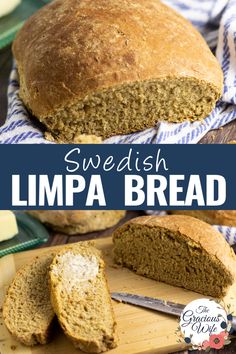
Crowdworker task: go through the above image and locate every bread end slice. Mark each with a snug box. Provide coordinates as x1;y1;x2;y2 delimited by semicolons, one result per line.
3;253;55;346
49;243;117;353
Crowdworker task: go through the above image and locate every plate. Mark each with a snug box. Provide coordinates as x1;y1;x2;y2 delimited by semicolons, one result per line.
0;212;49;257
0;0;50;49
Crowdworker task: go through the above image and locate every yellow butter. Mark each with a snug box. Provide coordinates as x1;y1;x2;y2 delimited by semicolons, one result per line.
0;0;21;18
0;211;18;242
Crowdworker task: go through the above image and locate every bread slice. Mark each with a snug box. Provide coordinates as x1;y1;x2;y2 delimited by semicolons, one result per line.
169;210;236;227
49;243;117;353
13;0;223;142
113;215;236;298
3;253;55;346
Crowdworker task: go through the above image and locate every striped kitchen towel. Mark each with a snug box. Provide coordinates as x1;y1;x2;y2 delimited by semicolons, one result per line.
1;0;236;144
146;211;236;245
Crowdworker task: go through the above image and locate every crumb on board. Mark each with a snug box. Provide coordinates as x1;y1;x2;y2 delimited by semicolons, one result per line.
10;345;17;351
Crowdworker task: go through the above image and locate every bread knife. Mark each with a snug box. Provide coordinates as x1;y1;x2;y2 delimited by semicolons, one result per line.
111;292;236;331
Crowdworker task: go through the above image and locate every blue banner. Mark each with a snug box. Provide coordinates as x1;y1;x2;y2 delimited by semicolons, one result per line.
1;144;235;210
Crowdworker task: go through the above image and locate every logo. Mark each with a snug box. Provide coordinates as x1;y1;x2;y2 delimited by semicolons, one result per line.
178;299;233;351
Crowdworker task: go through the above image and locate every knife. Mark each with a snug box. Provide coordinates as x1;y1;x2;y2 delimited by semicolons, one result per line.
111;292;236;330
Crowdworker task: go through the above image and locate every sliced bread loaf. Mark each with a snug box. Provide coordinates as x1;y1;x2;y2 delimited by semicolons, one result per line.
3;253;55;346
13;0;223;141
113;215;236;298
49;243;117;353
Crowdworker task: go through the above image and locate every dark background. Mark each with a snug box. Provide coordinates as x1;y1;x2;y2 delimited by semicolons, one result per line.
0;46;12;125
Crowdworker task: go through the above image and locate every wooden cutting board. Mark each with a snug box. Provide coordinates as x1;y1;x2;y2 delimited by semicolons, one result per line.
1;238;236;354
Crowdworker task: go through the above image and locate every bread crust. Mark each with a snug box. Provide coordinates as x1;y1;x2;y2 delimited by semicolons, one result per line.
13;0;223;121
3;253;55;346
27;210;126;235
170;210;236;227
113;215;236;283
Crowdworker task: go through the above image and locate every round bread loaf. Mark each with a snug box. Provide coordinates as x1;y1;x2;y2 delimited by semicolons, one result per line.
113;215;236;298
13;0;223;142
169;210;236;226
28;210;126;235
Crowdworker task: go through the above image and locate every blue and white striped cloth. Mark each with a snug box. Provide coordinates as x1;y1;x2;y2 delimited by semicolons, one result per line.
216;225;236;245
146;211;236;245
1;0;236;144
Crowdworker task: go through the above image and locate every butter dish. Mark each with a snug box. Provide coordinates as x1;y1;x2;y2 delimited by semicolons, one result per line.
0;212;49;257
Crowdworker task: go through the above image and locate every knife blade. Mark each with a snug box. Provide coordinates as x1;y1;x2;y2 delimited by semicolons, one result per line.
111;292;185;317
112;292;236;332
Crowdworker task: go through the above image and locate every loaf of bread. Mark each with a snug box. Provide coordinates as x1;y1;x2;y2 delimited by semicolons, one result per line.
169;210;236;227
113;215;236;298
3;253;55;346
13;0;223;142
28;210;125;235
49;243;117;353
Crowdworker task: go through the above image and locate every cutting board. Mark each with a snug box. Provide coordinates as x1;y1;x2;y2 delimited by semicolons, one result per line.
0;238;236;354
